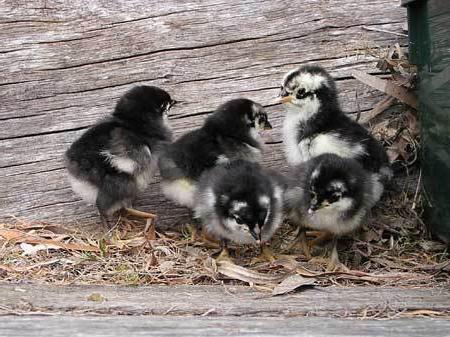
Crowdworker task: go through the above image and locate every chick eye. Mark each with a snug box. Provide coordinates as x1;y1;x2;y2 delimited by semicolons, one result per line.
235;216;244;225
330;193;341;203
247;121;255;128
296;88;308;99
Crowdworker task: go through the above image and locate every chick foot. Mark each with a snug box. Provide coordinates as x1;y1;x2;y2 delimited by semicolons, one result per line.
287;228;312;259
215;246;234;264
308;237;349;272
250;245;278;265
186;224;219;248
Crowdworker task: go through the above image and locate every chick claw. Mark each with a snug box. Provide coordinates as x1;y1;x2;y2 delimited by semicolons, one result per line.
288;229;312;259
216;247;234;264
186;224;219;248
308;238;349;272
250;245;277;265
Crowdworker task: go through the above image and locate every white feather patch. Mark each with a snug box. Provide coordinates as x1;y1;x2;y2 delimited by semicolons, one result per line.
215;155;230;165
232;201;248;212
161;179;197;209
307;197;363;235
291;73;327;92
259;195;270;206
282;99;321;165
101;150;137;174
68;174;98;205
369;173;384;207
309;133;367;159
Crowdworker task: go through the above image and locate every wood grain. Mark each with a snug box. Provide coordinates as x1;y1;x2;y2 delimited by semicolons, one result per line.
2;316;450;337
0;0;407;226
1;283;449;317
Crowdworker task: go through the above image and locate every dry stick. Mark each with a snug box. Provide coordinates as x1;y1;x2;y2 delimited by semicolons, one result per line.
411;169;422;210
352;70;418;109
359;96;395;124
125;208;157;219
362;26;408;37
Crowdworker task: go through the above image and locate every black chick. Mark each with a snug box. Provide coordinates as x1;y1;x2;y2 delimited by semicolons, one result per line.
285;153;380;269
194;160;284;262
65;85;176;227
279;64;392;183
158;98;272;209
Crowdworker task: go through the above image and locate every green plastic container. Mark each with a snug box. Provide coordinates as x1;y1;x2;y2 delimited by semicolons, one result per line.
402;0;450;243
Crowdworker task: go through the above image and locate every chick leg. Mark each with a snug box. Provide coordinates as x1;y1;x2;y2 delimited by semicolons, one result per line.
327;236;349;272
216;240;234;263
288;228;312;259
308;231;334;258
250;244;277;264
124;207;157;219
186;224;220;248
309;236;349;271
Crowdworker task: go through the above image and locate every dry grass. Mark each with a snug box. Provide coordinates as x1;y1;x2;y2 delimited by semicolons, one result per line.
1;49;448;291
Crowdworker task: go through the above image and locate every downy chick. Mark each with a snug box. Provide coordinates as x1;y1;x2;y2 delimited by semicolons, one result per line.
159;98;272;209
285;153;380;269
194;160;284;262
279;64;392;182
65;85;176;227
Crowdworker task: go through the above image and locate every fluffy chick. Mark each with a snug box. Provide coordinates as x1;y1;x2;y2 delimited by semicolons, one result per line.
194;160;284;261
65;85;176;227
158;98;272;209
285;153;380;269
279;64;392;182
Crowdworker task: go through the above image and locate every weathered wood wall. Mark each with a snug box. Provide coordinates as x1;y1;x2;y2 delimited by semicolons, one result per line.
1;284;450;337
0;0;406;227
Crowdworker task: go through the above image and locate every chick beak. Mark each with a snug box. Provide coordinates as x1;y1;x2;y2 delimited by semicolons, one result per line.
263;120;273;130
250;225;262;244
171;99;178;107
279;95;294;104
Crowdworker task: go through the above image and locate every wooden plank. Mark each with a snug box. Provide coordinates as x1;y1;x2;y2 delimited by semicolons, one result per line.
1;284;448;317
1;316;450;337
0;0;407;225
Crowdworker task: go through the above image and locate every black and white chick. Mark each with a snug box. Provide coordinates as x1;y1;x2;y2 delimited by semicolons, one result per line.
194;160;284;262
285;153;381;270
65;85;176;228
279;64;392;182
158;98;272;209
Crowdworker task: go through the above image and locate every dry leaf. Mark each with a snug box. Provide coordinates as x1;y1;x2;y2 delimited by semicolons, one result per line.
20;242;61;256
272;255;299;271
405;110;420;136
110;236;146;249
218;260;286;286
401;309;447;317
272;274;316;296
0;229;100;252
360;228;381;242
352;70;418;109
159;261;175;273
144;218;156;241
295;266;320;277
358;97;395;124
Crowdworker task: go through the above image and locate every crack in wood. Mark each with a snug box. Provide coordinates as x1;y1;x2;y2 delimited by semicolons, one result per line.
0;126;87;141
109;9;201;26
35;32;285;72
35;34;103;45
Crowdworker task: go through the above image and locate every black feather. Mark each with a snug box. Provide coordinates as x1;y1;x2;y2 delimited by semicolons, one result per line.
65;85;174;224
160;98;267;180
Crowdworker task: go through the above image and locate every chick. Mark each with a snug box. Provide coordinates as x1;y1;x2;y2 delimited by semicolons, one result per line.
65;85;176;227
194;160;284;262
158;98;272;209
285;153;381;270
279;64;392;181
